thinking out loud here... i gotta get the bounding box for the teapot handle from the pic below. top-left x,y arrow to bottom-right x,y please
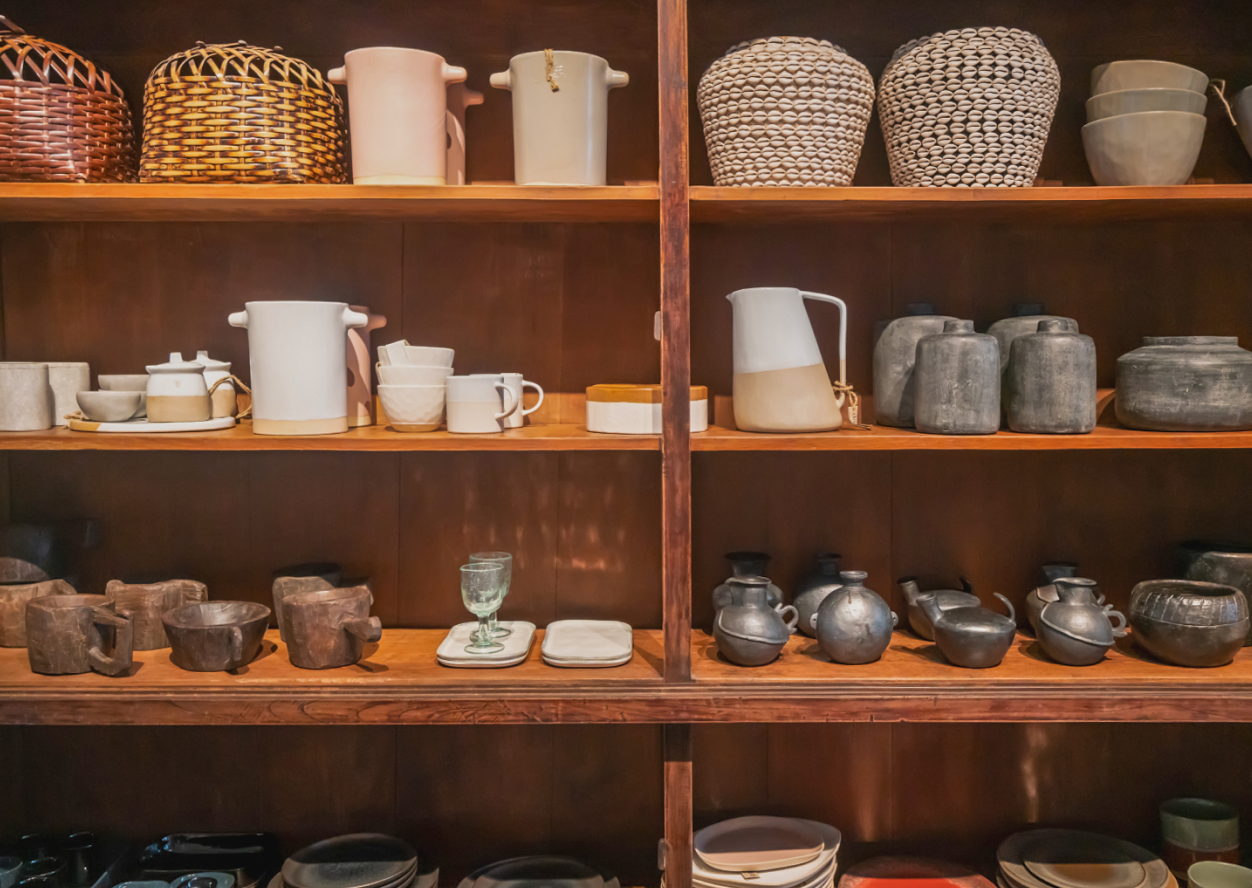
993,592 -> 1017,626
1105,606 -> 1128,637
798,291 -> 847,407
779,604 -> 799,634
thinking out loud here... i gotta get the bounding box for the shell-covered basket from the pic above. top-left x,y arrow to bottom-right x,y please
141,40 -> 347,184
0,15 -> 136,182
697,37 -> 875,187
878,27 -> 1060,187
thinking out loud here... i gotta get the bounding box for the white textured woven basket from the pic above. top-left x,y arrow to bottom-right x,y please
697,36 -> 875,187
878,27 -> 1060,187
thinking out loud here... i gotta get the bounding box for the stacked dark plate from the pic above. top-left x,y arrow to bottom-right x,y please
270,836 -> 422,888
997,830 -> 1176,888
455,856 -> 619,888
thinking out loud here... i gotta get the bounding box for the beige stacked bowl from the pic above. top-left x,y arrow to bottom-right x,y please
1083,61 -> 1209,185
697,37 -> 875,187
877,26 -> 1060,187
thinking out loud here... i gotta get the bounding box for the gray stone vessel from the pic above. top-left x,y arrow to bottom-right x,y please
921,592 -> 1017,669
899,577 -> 979,640
810,571 -> 897,664
873,311 -> 958,427
1116,336 -> 1252,431
1006,319 -> 1097,433
1037,577 -> 1126,666
712,577 -> 797,667
1179,541 -> 1252,645
793,552 -> 842,638
1129,579 -> 1250,667
914,320 -> 1001,435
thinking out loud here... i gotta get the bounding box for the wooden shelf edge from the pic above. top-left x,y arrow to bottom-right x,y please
0,425 -> 660,452
0,183 -> 661,223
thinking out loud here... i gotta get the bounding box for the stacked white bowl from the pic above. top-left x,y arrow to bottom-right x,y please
1083,60 -> 1209,185
376,341 -> 455,432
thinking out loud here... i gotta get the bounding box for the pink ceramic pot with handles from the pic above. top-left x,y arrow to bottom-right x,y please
330,48 -> 468,185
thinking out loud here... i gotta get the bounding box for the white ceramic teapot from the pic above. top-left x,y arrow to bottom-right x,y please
146,353 -> 211,423
727,287 -> 848,433
228,302 -> 369,436
329,48 -> 468,185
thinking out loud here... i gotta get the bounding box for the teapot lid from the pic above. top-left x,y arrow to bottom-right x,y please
146,352 -> 207,373
195,350 -> 231,370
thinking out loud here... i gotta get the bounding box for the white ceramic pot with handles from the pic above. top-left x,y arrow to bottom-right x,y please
446,82 -> 485,185
728,287 -> 848,433
329,48 -> 468,185
229,302 -> 369,436
490,51 -> 629,185
346,305 -> 387,427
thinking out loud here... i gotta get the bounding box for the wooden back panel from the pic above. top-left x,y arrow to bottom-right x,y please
688,0 -> 1252,187
1,0 -> 658,185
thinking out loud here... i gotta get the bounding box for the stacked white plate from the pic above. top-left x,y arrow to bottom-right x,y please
541,620 -> 634,668
455,856 -> 619,888
437,622 -> 536,668
694,817 -> 840,888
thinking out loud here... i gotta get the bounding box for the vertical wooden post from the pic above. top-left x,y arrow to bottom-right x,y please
664,723 -> 694,888
659,0 -> 691,682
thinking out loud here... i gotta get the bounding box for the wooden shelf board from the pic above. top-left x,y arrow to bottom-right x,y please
0,183 -> 660,223
0,422 -> 659,452
695,391 -> 1252,451
0,629 -> 666,725
690,184 -> 1252,223
690,631 -> 1252,722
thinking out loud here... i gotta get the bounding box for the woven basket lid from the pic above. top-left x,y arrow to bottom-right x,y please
148,39 -> 337,96
0,15 -> 125,97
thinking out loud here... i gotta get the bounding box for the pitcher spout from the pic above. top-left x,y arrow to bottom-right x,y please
899,577 -> 922,605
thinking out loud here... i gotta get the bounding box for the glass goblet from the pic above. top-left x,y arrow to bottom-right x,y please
470,551 -> 513,638
460,562 -> 506,654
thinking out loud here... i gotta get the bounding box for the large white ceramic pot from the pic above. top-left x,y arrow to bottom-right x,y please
229,302 -> 369,436
330,48 -> 468,185
490,50 -> 628,185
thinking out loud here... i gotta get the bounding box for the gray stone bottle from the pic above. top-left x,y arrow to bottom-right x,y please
1117,336 -> 1252,431
1006,319 -> 1097,434
793,553 -> 842,638
874,309 -> 958,427
914,320 -> 1000,435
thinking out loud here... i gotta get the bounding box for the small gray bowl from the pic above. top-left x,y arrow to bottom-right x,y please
1087,87 -> 1207,122
1082,111 -> 1206,186
76,390 -> 142,422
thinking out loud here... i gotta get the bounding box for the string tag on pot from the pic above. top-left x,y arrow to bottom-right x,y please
545,48 -> 560,91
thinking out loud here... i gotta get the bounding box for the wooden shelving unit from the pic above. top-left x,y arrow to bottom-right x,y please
5,0 -> 1252,884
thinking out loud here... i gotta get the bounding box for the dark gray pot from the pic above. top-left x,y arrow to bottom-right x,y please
922,592 -> 1017,669
712,578 -> 797,667
1116,336 -> 1252,431
1037,578 -> 1126,666
987,311 -> 1079,376
1006,319 -> 1097,433
793,552 -> 842,638
1129,579 -> 1250,667
873,313 -> 958,427
899,577 -> 979,640
1179,542 -> 1252,645
914,320 -> 1001,435
811,571 -> 897,664
873,303 -> 940,360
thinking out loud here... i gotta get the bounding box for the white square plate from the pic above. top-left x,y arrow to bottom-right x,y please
543,653 -> 634,669
541,620 -> 633,661
437,621 -> 536,666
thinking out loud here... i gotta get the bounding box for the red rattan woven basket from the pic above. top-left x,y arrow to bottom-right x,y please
0,15 -> 136,182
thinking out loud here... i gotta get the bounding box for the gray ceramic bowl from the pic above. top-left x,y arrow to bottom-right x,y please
1091,60 -> 1209,95
1087,88 -> 1207,122
1083,111 -> 1206,186
76,390 -> 142,422
97,374 -> 149,391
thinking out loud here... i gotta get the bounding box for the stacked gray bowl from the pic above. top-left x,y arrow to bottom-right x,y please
1082,60 -> 1209,185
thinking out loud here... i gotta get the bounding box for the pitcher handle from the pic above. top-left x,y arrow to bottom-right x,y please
87,606 -> 134,677
779,604 -> 799,634
606,68 -> 630,89
1106,606 -> 1128,637
494,382 -> 519,421
228,309 -> 249,328
343,307 -> 369,329
521,380 -> 544,417
798,291 -> 848,407
344,616 -> 383,643
443,63 -> 468,84
328,66 -> 347,85
489,70 -> 512,90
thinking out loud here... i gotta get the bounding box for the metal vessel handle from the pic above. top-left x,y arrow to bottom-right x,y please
1104,605 -> 1128,637
798,291 -> 848,407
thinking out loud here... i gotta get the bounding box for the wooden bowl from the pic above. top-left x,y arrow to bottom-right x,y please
164,601 -> 271,672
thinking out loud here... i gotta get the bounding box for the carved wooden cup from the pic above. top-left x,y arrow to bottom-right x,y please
164,601 -> 272,672
105,579 -> 207,650
0,578 -> 75,647
271,562 -> 343,642
26,594 -> 134,676
284,586 -> 382,670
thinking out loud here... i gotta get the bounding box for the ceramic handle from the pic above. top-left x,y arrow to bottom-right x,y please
228,309 -> 249,328
228,626 -> 244,663
443,63 -> 468,84
799,291 -> 848,406
366,312 -> 388,333
1106,607 -> 1128,637
344,616 -> 383,643
780,604 -> 799,634
521,380 -> 544,417
87,606 -> 134,677
343,307 -> 370,329
809,611 -> 819,632
462,87 -> 485,107
328,66 -> 347,84
489,70 -> 511,90
890,611 -> 899,628
606,68 -> 629,89
494,382 -> 519,421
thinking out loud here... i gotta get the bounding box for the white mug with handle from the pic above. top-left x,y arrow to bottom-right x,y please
471,373 -> 543,428
446,375 -> 519,434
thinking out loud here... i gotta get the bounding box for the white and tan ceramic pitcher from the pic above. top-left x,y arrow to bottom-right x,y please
229,302 -> 369,436
728,287 -> 848,433
446,82 -> 484,185
490,50 -> 628,185
330,48 -> 468,185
